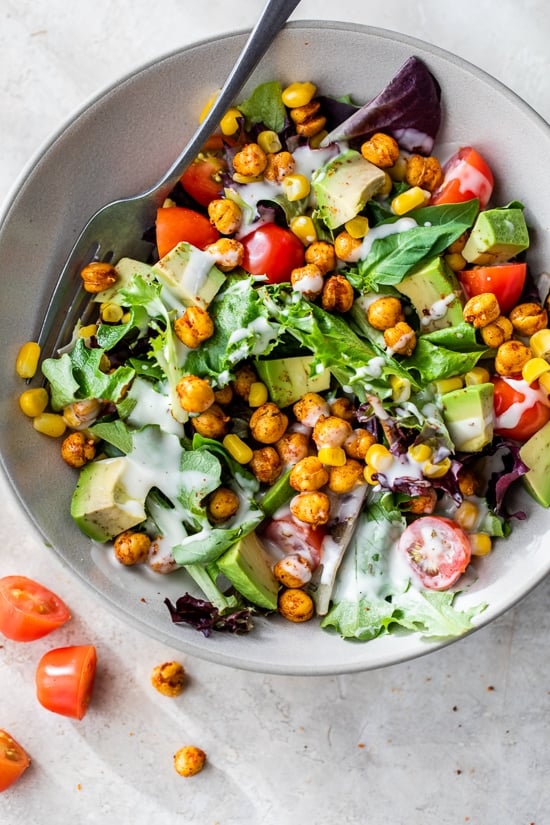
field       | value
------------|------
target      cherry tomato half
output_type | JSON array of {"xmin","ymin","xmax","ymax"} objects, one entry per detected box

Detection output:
[
  {"xmin": 0, "ymin": 730, "xmax": 31, "ymax": 793},
  {"xmin": 241, "ymin": 223, "xmax": 305, "ymax": 284},
  {"xmin": 431, "ymin": 146, "xmax": 494, "ymax": 209},
  {"xmin": 36, "ymin": 644, "xmax": 97, "ymax": 720},
  {"xmin": 492, "ymin": 375, "xmax": 550, "ymax": 442},
  {"xmin": 398, "ymin": 516, "xmax": 472, "ymax": 590},
  {"xmin": 0, "ymin": 575, "xmax": 71, "ymax": 642},
  {"xmin": 155, "ymin": 206, "xmax": 219, "ymax": 258},
  {"xmin": 458, "ymin": 263, "xmax": 527, "ymax": 316},
  {"xmin": 261, "ymin": 516, "xmax": 325, "ymax": 570},
  {"xmin": 180, "ymin": 154, "xmax": 226, "ymax": 207}
]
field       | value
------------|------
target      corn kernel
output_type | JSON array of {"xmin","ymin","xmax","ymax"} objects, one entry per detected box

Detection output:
[
  {"xmin": 232, "ymin": 172, "xmax": 264, "ymax": 185},
  {"xmin": 289, "ymin": 215, "xmax": 317, "ymax": 246},
  {"xmin": 257, "ymin": 130, "xmax": 282, "ymax": 154},
  {"xmin": 444, "ymin": 253, "xmax": 467, "ymax": 272},
  {"xmin": 19, "ymin": 387, "xmax": 49, "ymax": 418},
  {"xmin": 344, "ymin": 216, "xmax": 369, "ymax": 239},
  {"xmin": 78, "ymin": 324, "xmax": 98, "ymax": 339},
  {"xmin": 454, "ymin": 500, "xmax": 479, "ymax": 531},
  {"xmin": 391, "ymin": 186, "xmax": 430, "ymax": 216},
  {"xmin": 15, "ymin": 341, "xmax": 41, "ymax": 379},
  {"xmin": 522, "ymin": 357, "xmax": 550, "ymax": 385},
  {"xmin": 32, "ymin": 413, "xmax": 66, "ymax": 438},
  {"xmin": 223, "ymin": 434, "xmax": 254, "ymax": 464},
  {"xmin": 308, "ymin": 129, "xmax": 328, "ymax": 150},
  {"xmin": 365, "ymin": 443, "xmax": 393, "ymax": 473},
  {"xmin": 538, "ymin": 371, "xmax": 550, "ymax": 395},
  {"xmin": 282, "ymin": 174, "xmax": 310, "ymax": 202},
  {"xmin": 282, "ymin": 81, "xmax": 317, "ymax": 109},
  {"xmin": 408, "ymin": 443, "xmax": 433, "ymax": 464},
  {"xmin": 219, "ymin": 107, "xmax": 242, "ymax": 136},
  {"xmin": 317, "ymin": 446, "xmax": 347, "ymax": 467},
  {"xmin": 463, "ymin": 366, "xmax": 491, "ymax": 386},
  {"xmin": 248, "ymin": 382, "xmax": 268, "ymax": 408},
  {"xmin": 100, "ymin": 302, "xmax": 124, "ymax": 324},
  {"xmin": 422, "ymin": 457, "xmax": 452, "ymax": 478},
  {"xmin": 433, "ymin": 376, "xmax": 464, "ymax": 395},
  {"xmin": 199, "ymin": 91, "xmax": 219, "ymax": 123},
  {"xmin": 529, "ymin": 328, "xmax": 550, "ymax": 360},
  {"xmin": 364, "ymin": 465, "xmax": 380, "ymax": 485},
  {"xmin": 469, "ymin": 532, "xmax": 492, "ymax": 557},
  {"xmin": 389, "ymin": 375, "xmax": 411, "ymax": 403}
]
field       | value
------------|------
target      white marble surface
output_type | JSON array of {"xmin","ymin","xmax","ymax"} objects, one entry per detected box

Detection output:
[{"xmin": 1, "ymin": 1, "xmax": 550, "ymax": 823}]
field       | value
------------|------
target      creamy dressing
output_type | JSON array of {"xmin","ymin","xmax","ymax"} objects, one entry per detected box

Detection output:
[
  {"xmin": 292, "ymin": 270, "xmax": 324, "ymax": 297},
  {"xmin": 420, "ymin": 292, "xmax": 458, "ymax": 327},
  {"xmin": 126, "ymin": 376, "xmax": 183, "ymax": 436},
  {"xmin": 443, "ymin": 158, "xmax": 492, "ymax": 205},
  {"xmin": 356, "ymin": 216, "xmax": 418, "ymax": 262}
]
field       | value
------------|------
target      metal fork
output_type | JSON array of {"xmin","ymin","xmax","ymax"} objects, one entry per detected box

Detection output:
[{"xmin": 34, "ymin": 0, "xmax": 301, "ymax": 363}]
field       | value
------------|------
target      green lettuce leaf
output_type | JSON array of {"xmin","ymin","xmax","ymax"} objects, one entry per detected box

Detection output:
[{"xmin": 237, "ymin": 80, "xmax": 287, "ymax": 132}]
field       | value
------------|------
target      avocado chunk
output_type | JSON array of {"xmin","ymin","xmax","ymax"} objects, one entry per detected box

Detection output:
[
  {"xmin": 217, "ymin": 531, "xmax": 279, "ymax": 610},
  {"xmin": 70, "ymin": 457, "xmax": 147, "ymax": 542},
  {"xmin": 312, "ymin": 148, "xmax": 386, "ymax": 230},
  {"xmin": 519, "ymin": 419, "xmax": 550, "ymax": 507},
  {"xmin": 256, "ymin": 354, "xmax": 331, "ymax": 407},
  {"xmin": 462, "ymin": 208, "xmax": 530, "ymax": 265},
  {"xmin": 396, "ymin": 256, "xmax": 464, "ymax": 333},
  {"xmin": 441, "ymin": 383, "xmax": 494, "ymax": 452},
  {"xmin": 152, "ymin": 241, "xmax": 226, "ymax": 308}
]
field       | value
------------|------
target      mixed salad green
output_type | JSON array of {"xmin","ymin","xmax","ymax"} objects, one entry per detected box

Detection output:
[{"xmin": 33, "ymin": 56, "xmax": 550, "ymax": 642}]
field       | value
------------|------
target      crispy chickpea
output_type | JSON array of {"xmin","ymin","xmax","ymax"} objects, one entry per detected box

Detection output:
[
  {"xmin": 232, "ymin": 142, "xmax": 267, "ymax": 177},
  {"xmin": 293, "ymin": 392, "xmax": 330, "ymax": 428},
  {"xmin": 204, "ymin": 237, "xmax": 244, "ymax": 272},
  {"xmin": 384, "ymin": 321, "xmax": 417, "ymax": 356},
  {"xmin": 321, "ymin": 274, "xmax": 354, "ymax": 313},
  {"xmin": 405, "ymin": 154, "xmax": 444, "ymax": 192},
  {"xmin": 273, "ymin": 554, "xmax": 312, "ymax": 588},
  {"xmin": 278, "ymin": 587, "xmax": 315, "ymax": 622},
  {"xmin": 509, "ymin": 302, "xmax": 549, "ymax": 337},
  {"xmin": 174, "ymin": 306, "xmax": 214, "ymax": 349},
  {"xmin": 176, "ymin": 375, "xmax": 215, "ymax": 414},
  {"xmin": 207, "ymin": 198, "xmax": 242, "ymax": 234},
  {"xmin": 275, "ymin": 431, "xmax": 311, "ymax": 466},
  {"xmin": 263, "ymin": 150, "xmax": 295, "ymax": 182},
  {"xmin": 113, "ymin": 530, "xmax": 152, "ymax": 566},
  {"xmin": 151, "ymin": 661, "xmax": 186, "ymax": 697},
  {"xmin": 291, "ymin": 263, "xmax": 324, "ymax": 300},
  {"xmin": 80, "ymin": 261, "xmax": 117, "ymax": 293},
  {"xmin": 312, "ymin": 415, "xmax": 353, "ymax": 449},
  {"xmin": 232, "ymin": 364, "xmax": 258, "ymax": 401},
  {"xmin": 480, "ymin": 315, "xmax": 514, "ymax": 348},
  {"xmin": 60, "ymin": 431, "xmax": 96, "ymax": 467},
  {"xmin": 330, "ymin": 397, "xmax": 356, "ymax": 421},
  {"xmin": 214, "ymin": 384, "xmax": 233, "ymax": 405},
  {"xmin": 173, "ymin": 746, "xmax": 206, "ymax": 777},
  {"xmin": 457, "ymin": 467, "xmax": 482, "ymax": 497},
  {"xmin": 290, "ymin": 491, "xmax": 331, "ymax": 526},
  {"xmin": 304, "ymin": 241, "xmax": 336, "ymax": 275},
  {"xmin": 207, "ymin": 486, "xmax": 240, "ymax": 523},
  {"xmin": 360, "ymin": 132, "xmax": 400, "ymax": 168},
  {"xmin": 448, "ymin": 232, "xmax": 468, "ymax": 255},
  {"xmin": 289, "ymin": 455, "xmax": 329, "ymax": 492},
  {"xmin": 63, "ymin": 398, "xmax": 102, "ymax": 430},
  {"xmin": 249, "ymin": 402, "xmax": 289, "ymax": 444},
  {"xmin": 334, "ymin": 230, "xmax": 361, "ymax": 262},
  {"xmin": 249, "ymin": 446, "xmax": 283, "ymax": 485},
  {"xmin": 367, "ymin": 296, "xmax": 405, "ymax": 331},
  {"xmin": 190, "ymin": 403, "xmax": 230, "ymax": 439},
  {"xmin": 343, "ymin": 428, "xmax": 377, "ymax": 460},
  {"xmin": 494, "ymin": 340, "xmax": 532, "ymax": 376},
  {"xmin": 463, "ymin": 293, "xmax": 501, "ymax": 328},
  {"xmin": 328, "ymin": 459, "xmax": 365, "ymax": 494},
  {"xmin": 289, "ymin": 100, "xmax": 326, "ymax": 138},
  {"xmin": 403, "ymin": 489, "xmax": 437, "ymax": 514}
]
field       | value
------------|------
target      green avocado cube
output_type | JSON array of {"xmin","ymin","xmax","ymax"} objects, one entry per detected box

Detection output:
[
  {"xmin": 152, "ymin": 241, "xmax": 226, "ymax": 307},
  {"xmin": 441, "ymin": 383, "xmax": 494, "ymax": 453},
  {"xmin": 520, "ymin": 419, "xmax": 550, "ymax": 507},
  {"xmin": 217, "ymin": 531, "xmax": 279, "ymax": 610},
  {"xmin": 312, "ymin": 149, "xmax": 386, "ymax": 229},
  {"xmin": 462, "ymin": 208, "xmax": 529, "ymax": 265},
  {"xmin": 396, "ymin": 256, "xmax": 464, "ymax": 333},
  {"xmin": 256, "ymin": 354, "xmax": 331, "ymax": 407}
]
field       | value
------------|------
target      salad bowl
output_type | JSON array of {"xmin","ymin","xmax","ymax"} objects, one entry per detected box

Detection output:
[{"xmin": 1, "ymin": 21, "xmax": 550, "ymax": 675}]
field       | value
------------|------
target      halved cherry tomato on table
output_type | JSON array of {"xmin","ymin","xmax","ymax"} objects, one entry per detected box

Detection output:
[
  {"xmin": 458, "ymin": 263, "xmax": 527, "ymax": 315},
  {"xmin": 35, "ymin": 644, "xmax": 97, "ymax": 720},
  {"xmin": 492, "ymin": 375, "xmax": 550, "ymax": 442},
  {"xmin": 241, "ymin": 223, "xmax": 305, "ymax": 284},
  {"xmin": 0, "ymin": 575, "xmax": 71, "ymax": 642},
  {"xmin": 180, "ymin": 154, "xmax": 226, "ymax": 207},
  {"xmin": 431, "ymin": 146, "xmax": 494, "ymax": 209},
  {"xmin": 155, "ymin": 206, "xmax": 219, "ymax": 258},
  {"xmin": 398, "ymin": 515, "xmax": 472, "ymax": 590},
  {"xmin": 0, "ymin": 730, "xmax": 31, "ymax": 793},
  {"xmin": 261, "ymin": 516, "xmax": 325, "ymax": 570}
]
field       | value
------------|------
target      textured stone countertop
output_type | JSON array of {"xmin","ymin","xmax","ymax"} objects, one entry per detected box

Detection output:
[{"xmin": 1, "ymin": 2, "xmax": 550, "ymax": 823}]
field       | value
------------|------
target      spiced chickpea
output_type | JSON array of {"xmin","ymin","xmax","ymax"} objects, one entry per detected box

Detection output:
[
  {"xmin": 312, "ymin": 415, "xmax": 353, "ymax": 449},
  {"xmin": 214, "ymin": 385, "xmax": 234, "ymax": 405},
  {"xmin": 190, "ymin": 403, "xmax": 230, "ymax": 439},
  {"xmin": 360, "ymin": 132, "xmax": 400, "ymax": 168},
  {"xmin": 330, "ymin": 397, "xmax": 356, "ymax": 421},
  {"xmin": 207, "ymin": 487, "xmax": 240, "ymax": 523},
  {"xmin": 404, "ymin": 489, "xmax": 437, "ymax": 514},
  {"xmin": 60, "ymin": 431, "xmax": 96, "ymax": 467},
  {"xmin": 289, "ymin": 456, "xmax": 329, "ymax": 492},
  {"xmin": 113, "ymin": 531, "xmax": 152, "ymax": 566},
  {"xmin": 263, "ymin": 151, "xmax": 295, "ymax": 182},
  {"xmin": 232, "ymin": 143, "xmax": 267, "ymax": 177},
  {"xmin": 494, "ymin": 340, "xmax": 532, "ymax": 376},
  {"xmin": 151, "ymin": 661, "xmax": 186, "ymax": 697},
  {"xmin": 173, "ymin": 746, "xmax": 207, "ymax": 778},
  {"xmin": 232, "ymin": 364, "xmax": 258, "ymax": 401},
  {"xmin": 176, "ymin": 375, "xmax": 215, "ymax": 414},
  {"xmin": 204, "ymin": 237, "xmax": 244, "ymax": 272},
  {"xmin": 290, "ymin": 491, "xmax": 331, "ymax": 527},
  {"xmin": 367, "ymin": 296, "xmax": 405, "ymax": 331},
  {"xmin": 249, "ymin": 446, "xmax": 283, "ymax": 485},
  {"xmin": 291, "ymin": 264, "xmax": 324, "ymax": 300},
  {"xmin": 405, "ymin": 154, "xmax": 444, "ymax": 192},
  {"xmin": 174, "ymin": 306, "xmax": 214, "ymax": 349},
  {"xmin": 293, "ymin": 392, "xmax": 330, "ymax": 427},
  {"xmin": 384, "ymin": 321, "xmax": 417, "ymax": 356},
  {"xmin": 457, "ymin": 468, "xmax": 482, "ymax": 497},
  {"xmin": 278, "ymin": 588, "xmax": 315, "ymax": 622},
  {"xmin": 289, "ymin": 100, "xmax": 326, "ymax": 138},
  {"xmin": 328, "ymin": 459, "xmax": 365, "ymax": 494},
  {"xmin": 304, "ymin": 241, "xmax": 336, "ymax": 275},
  {"xmin": 334, "ymin": 231, "xmax": 361, "ymax": 262},
  {"xmin": 275, "ymin": 431, "xmax": 311, "ymax": 466},
  {"xmin": 273, "ymin": 554, "xmax": 312, "ymax": 589},
  {"xmin": 343, "ymin": 428, "xmax": 377, "ymax": 460},
  {"xmin": 321, "ymin": 275, "xmax": 354, "ymax": 313},
  {"xmin": 80, "ymin": 261, "xmax": 117, "ymax": 293},
  {"xmin": 480, "ymin": 315, "xmax": 514, "ymax": 348},
  {"xmin": 509, "ymin": 302, "xmax": 549, "ymax": 337},
  {"xmin": 463, "ymin": 293, "xmax": 500, "ymax": 328},
  {"xmin": 249, "ymin": 402, "xmax": 289, "ymax": 444},
  {"xmin": 207, "ymin": 198, "xmax": 242, "ymax": 234}
]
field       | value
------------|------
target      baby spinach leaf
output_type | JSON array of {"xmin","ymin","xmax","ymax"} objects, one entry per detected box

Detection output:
[{"xmin": 237, "ymin": 80, "xmax": 287, "ymax": 133}]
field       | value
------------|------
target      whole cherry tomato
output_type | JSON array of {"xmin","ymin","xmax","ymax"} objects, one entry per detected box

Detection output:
[{"xmin": 241, "ymin": 223, "xmax": 305, "ymax": 284}]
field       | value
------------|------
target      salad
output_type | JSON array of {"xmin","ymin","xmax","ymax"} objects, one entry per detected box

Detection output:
[{"xmin": 20, "ymin": 56, "xmax": 550, "ymax": 642}]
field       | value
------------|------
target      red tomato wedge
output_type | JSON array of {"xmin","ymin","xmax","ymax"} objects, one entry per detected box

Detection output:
[
  {"xmin": 36, "ymin": 644, "xmax": 97, "ymax": 720},
  {"xmin": 398, "ymin": 516, "xmax": 472, "ymax": 590},
  {"xmin": 155, "ymin": 206, "xmax": 219, "ymax": 258},
  {"xmin": 458, "ymin": 263, "xmax": 527, "ymax": 315},
  {"xmin": 492, "ymin": 376, "xmax": 550, "ymax": 442},
  {"xmin": 261, "ymin": 516, "xmax": 325, "ymax": 570},
  {"xmin": 431, "ymin": 146, "xmax": 494, "ymax": 209},
  {"xmin": 0, "ymin": 730, "xmax": 31, "ymax": 793},
  {"xmin": 0, "ymin": 576, "xmax": 71, "ymax": 642},
  {"xmin": 241, "ymin": 223, "xmax": 305, "ymax": 284},
  {"xmin": 180, "ymin": 154, "xmax": 226, "ymax": 207}
]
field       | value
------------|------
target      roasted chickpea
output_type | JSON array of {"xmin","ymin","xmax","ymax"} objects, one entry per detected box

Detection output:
[
  {"xmin": 334, "ymin": 230, "xmax": 361, "ymax": 262},
  {"xmin": 173, "ymin": 746, "xmax": 207, "ymax": 777},
  {"xmin": 249, "ymin": 402, "xmax": 289, "ymax": 444},
  {"xmin": 290, "ymin": 491, "xmax": 331, "ymax": 526},
  {"xmin": 63, "ymin": 398, "xmax": 102, "ymax": 430},
  {"xmin": 367, "ymin": 296, "xmax": 405, "ymax": 331},
  {"xmin": 60, "ymin": 431, "xmax": 96, "ymax": 467},
  {"xmin": 321, "ymin": 275, "xmax": 354, "ymax": 313},
  {"xmin": 232, "ymin": 142, "xmax": 267, "ymax": 177},
  {"xmin": 312, "ymin": 415, "xmax": 353, "ymax": 449},
  {"xmin": 249, "ymin": 446, "xmax": 283, "ymax": 485},
  {"xmin": 275, "ymin": 431, "xmax": 311, "ymax": 466},
  {"xmin": 289, "ymin": 456, "xmax": 329, "ymax": 492},
  {"xmin": 204, "ymin": 237, "xmax": 244, "ymax": 272},
  {"xmin": 278, "ymin": 588, "xmax": 315, "ymax": 622},
  {"xmin": 151, "ymin": 661, "xmax": 186, "ymax": 697},
  {"xmin": 289, "ymin": 100, "xmax": 326, "ymax": 138},
  {"xmin": 263, "ymin": 151, "xmax": 295, "ymax": 182},
  {"xmin": 403, "ymin": 489, "xmax": 437, "ymax": 514},
  {"xmin": 174, "ymin": 306, "xmax": 214, "ymax": 348},
  {"xmin": 330, "ymin": 397, "xmax": 356, "ymax": 421},
  {"xmin": 207, "ymin": 486, "xmax": 240, "ymax": 523},
  {"xmin": 304, "ymin": 241, "xmax": 336, "ymax": 275},
  {"xmin": 360, "ymin": 132, "xmax": 400, "ymax": 168},
  {"xmin": 457, "ymin": 467, "xmax": 482, "ymax": 497},
  {"xmin": 80, "ymin": 261, "xmax": 117, "ymax": 293},
  {"xmin": 447, "ymin": 232, "xmax": 468, "ymax": 255},
  {"xmin": 273, "ymin": 554, "xmax": 312, "ymax": 588},
  {"xmin": 343, "ymin": 428, "xmax": 377, "ymax": 460},
  {"xmin": 494, "ymin": 340, "xmax": 532, "ymax": 376},
  {"xmin": 207, "ymin": 198, "xmax": 242, "ymax": 234},
  {"xmin": 463, "ymin": 293, "xmax": 501, "ymax": 328},
  {"xmin": 293, "ymin": 393, "xmax": 330, "ymax": 427},
  {"xmin": 113, "ymin": 531, "xmax": 152, "ymax": 566},
  {"xmin": 176, "ymin": 375, "xmax": 215, "ymax": 414},
  {"xmin": 405, "ymin": 154, "xmax": 444, "ymax": 192},
  {"xmin": 480, "ymin": 315, "xmax": 514, "ymax": 348},
  {"xmin": 327, "ymin": 459, "xmax": 365, "ymax": 494},
  {"xmin": 214, "ymin": 385, "xmax": 234, "ymax": 405},
  {"xmin": 509, "ymin": 302, "xmax": 549, "ymax": 337},
  {"xmin": 232, "ymin": 364, "xmax": 258, "ymax": 401},
  {"xmin": 383, "ymin": 321, "xmax": 417, "ymax": 356},
  {"xmin": 190, "ymin": 403, "xmax": 230, "ymax": 439},
  {"xmin": 291, "ymin": 264, "xmax": 324, "ymax": 300}
]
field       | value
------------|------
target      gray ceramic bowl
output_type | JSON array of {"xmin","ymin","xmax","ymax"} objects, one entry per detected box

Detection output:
[{"xmin": 2, "ymin": 22, "xmax": 550, "ymax": 675}]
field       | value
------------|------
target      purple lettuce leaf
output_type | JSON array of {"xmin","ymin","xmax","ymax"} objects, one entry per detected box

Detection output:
[{"xmin": 164, "ymin": 594, "xmax": 255, "ymax": 636}]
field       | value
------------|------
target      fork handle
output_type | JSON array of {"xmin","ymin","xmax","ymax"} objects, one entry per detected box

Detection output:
[{"xmin": 143, "ymin": 0, "xmax": 301, "ymax": 203}]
